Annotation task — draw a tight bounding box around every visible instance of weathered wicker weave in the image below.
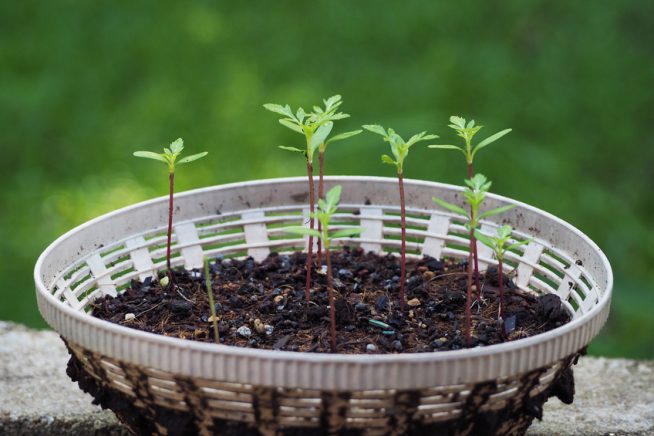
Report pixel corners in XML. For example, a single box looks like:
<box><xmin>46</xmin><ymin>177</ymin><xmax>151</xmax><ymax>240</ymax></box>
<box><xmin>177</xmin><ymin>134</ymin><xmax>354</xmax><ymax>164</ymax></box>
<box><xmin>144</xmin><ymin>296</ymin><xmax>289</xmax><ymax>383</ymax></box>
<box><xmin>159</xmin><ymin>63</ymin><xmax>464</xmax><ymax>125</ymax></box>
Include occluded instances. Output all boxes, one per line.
<box><xmin>35</xmin><ymin>176</ymin><xmax>612</xmax><ymax>435</ymax></box>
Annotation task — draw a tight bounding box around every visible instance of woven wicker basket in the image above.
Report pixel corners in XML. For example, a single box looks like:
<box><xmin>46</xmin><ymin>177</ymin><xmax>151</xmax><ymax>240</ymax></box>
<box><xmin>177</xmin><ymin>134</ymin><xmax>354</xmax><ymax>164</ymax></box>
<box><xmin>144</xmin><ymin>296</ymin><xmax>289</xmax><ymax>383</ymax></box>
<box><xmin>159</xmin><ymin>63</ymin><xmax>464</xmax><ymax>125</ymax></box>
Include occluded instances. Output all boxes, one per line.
<box><xmin>35</xmin><ymin>176</ymin><xmax>612</xmax><ymax>435</ymax></box>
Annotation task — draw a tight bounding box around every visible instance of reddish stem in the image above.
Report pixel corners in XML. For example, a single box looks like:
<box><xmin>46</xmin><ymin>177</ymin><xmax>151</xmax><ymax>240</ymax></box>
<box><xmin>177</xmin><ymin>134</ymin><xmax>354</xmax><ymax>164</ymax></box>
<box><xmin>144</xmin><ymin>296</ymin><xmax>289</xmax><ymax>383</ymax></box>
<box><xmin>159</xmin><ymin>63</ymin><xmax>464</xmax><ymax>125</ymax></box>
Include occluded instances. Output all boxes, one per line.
<box><xmin>465</xmin><ymin>228</ymin><xmax>474</xmax><ymax>347</ymax></box>
<box><xmin>326</xmin><ymin>246</ymin><xmax>337</xmax><ymax>352</ymax></box>
<box><xmin>305</xmin><ymin>161</ymin><xmax>316</xmax><ymax>301</ymax></box>
<box><xmin>467</xmin><ymin>161</ymin><xmax>473</xmax><ymax>179</ymax></box>
<box><xmin>316</xmin><ymin>151</ymin><xmax>325</xmax><ymax>266</ymax></box>
<box><xmin>166</xmin><ymin>172</ymin><xmax>174</xmax><ymax>286</ymax></box>
<box><xmin>498</xmin><ymin>257</ymin><xmax>504</xmax><ymax>320</ymax></box>
<box><xmin>398</xmin><ymin>172</ymin><xmax>407</xmax><ymax>312</ymax></box>
<box><xmin>473</xmin><ymin>234</ymin><xmax>482</xmax><ymax>300</ymax></box>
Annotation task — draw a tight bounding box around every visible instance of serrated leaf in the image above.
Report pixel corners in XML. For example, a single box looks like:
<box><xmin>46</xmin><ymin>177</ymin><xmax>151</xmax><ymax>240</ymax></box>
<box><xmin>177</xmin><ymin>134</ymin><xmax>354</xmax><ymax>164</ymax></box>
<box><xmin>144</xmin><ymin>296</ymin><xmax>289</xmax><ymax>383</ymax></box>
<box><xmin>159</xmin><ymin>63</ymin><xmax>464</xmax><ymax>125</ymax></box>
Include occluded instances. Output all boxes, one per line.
<box><xmin>263</xmin><ymin>103</ymin><xmax>293</xmax><ymax>118</ymax></box>
<box><xmin>381</xmin><ymin>154</ymin><xmax>396</xmax><ymax>165</ymax></box>
<box><xmin>178</xmin><ymin>151</ymin><xmax>208</xmax><ymax>164</ymax></box>
<box><xmin>362</xmin><ymin>124</ymin><xmax>387</xmax><ymax>137</ymax></box>
<box><xmin>432</xmin><ymin>197</ymin><xmax>468</xmax><ymax>217</ymax></box>
<box><xmin>279</xmin><ymin>118</ymin><xmax>304</xmax><ymax>134</ymax></box>
<box><xmin>330</xmin><ymin>227</ymin><xmax>362</xmax><ymax>239</ymax></box>
<box><xmin>324</xmin><ymin>94</ymin><xmax>342</xmax><ymax>108</ymax></box>
<box><xmin>507</xmin><ymin>239</ymin><xmax>531</xmax><ymax>251</ymax></box>
<box><xmin>169</xmin><ymin>138</ymin><xmax>184</xmax><ymax>154</ymax></box>
<box><xmin>478</xmin><ymin>204</ymin><xmax>516</xmax><ymax>220</ymax></box>
<box><xmin>326</xmin><ymin>129</ymin><xmax>362</xmax><ymax>145</ymax></box>
<box><xmin>466</xmin><ymin>119</ymin><xmax>476</xmax><ymax>129</ymax></box>
<box><xmin>497</xmin><ymin>224</ymin><xmax>513</xmax><ymax>239</ymax></box>
<box><xmin>133</xmin><ymin>151</ymin><xmax>168</xmax><ymax>163</ymax></box>
<box><xmin>449</xmin><ymin>116</ymin><xmax>466</xmax><ymax>129</ymax></box>
<box><xmin>283</xmin><ymin>226</ymin><xmax>322</xmax><ymax>239</ymax></box>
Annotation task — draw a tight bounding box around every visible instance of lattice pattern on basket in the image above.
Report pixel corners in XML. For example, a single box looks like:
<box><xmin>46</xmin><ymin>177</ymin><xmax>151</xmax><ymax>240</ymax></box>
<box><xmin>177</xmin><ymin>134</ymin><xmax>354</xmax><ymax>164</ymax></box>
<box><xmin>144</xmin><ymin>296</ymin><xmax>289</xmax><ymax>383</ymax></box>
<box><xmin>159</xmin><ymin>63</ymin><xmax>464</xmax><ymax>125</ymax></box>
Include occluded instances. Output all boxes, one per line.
<box><xmin>48</xmin><ymin>203</ymin><xmax>601</xmax><ymax>319</ymax></box>
<box><xmin>69</xmin><ymin>342</ymin><xmax>570</xmax><ymax>434</ymax></box>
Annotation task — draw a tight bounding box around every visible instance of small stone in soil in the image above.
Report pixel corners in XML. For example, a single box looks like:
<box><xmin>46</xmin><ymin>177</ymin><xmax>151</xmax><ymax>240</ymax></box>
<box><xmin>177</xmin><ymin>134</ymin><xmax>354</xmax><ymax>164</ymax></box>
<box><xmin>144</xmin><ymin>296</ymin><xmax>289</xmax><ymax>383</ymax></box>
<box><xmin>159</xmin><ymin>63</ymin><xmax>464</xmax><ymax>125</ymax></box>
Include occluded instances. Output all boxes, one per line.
<box><xmin>355</xmin><ymin>302</ymin><xmax>367</xmax><ymax>311</ymax></box>
<box><xmin>392</xmin><ymin>340</ymin><xmax>403</xmax><ymax>351</ymax></box>
<box><xmin>407</xmin><ymin>298</ymin><xmax>421</xmax><ymax>307</ymax></box>
<box><xmin>366</xmin><ymin>344</ymin><xmax>377</xmax><ymax>353</ymax></box>
<box><xmin>338</xmin><ymin>268</ymin><xmax>353</xmax><ymax>280</ymax></box>
<box><xmin>375</xmin><ymin>295</ymin><xmax>389</xmax><ymax>312</ymax></box>
<box><xmin>237</xmin><ymin>326</ymin><xmax>252</xmax><ymax>338</ymax></box>
<box><xmin>124</xmin><ymin>313</ymin><xmax>135</xmax><ymax>321</ymax></box>
<box><xmin>169</xmin><ymin>301</ymin><xmax>193</xmax><ymax>314</ymax></box>
<box><xmin>504</xmin><ymin>315</ymin><xmax>517</xmax><ymax>334</ymax></box>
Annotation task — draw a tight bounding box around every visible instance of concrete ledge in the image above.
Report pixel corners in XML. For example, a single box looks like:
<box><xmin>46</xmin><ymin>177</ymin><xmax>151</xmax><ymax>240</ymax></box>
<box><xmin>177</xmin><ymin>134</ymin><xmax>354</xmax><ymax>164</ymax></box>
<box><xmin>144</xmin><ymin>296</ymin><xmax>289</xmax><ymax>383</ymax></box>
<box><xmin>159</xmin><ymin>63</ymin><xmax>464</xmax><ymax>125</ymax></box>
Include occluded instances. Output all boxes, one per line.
<box><xmin>1</xmin><ymin>321</ymin><xmax>652</xmax><ymax>435</ymax></box>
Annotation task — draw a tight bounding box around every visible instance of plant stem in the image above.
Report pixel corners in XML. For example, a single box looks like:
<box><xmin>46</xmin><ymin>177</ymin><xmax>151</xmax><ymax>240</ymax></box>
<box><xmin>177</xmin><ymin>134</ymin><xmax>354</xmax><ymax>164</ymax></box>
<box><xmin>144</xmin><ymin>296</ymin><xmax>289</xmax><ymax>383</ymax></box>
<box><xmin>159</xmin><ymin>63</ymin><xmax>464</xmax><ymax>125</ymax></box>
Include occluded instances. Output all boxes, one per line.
<box><xmin>305</xmin><ymin>161</ymin><xmax>316</xmax><ymax>301</ymax></box>
<box><xmin>204</xmin><ymin>260</ymin><xmax>220</xmax><ymax>344</ymax></box>
<box><xmin>466</xmin><ymin>229</ymin><xmax>474</xmax><ymax>347</ymax></box>
<box><xmin>498</xmin><ymin>257</ymin><xmax>504</xmax><ymax>320</ymax></box>
<box><xmin>398</xmin><ymin>171</ymin><xmax>407</xmax><ymax>312</ymax></box>
<box><xmin>166</xmin><ymin>171</ymin><xmax>174</xmax><ymax>286</ymax></box>
<box><xmin>325</xmin><ymin>245</ymin><xmax>337</xmax><ymax>352</ymax></box>
<box><xmin>467</xmin><ymin>164</ymin><xmax>482</xmax><ymax>300</ymax></box>
<box><xmin>472</xmin><ymin>232</ymin><xmax>482</xmax><ymax>300</ymax></box>
<box><xmin>316</xmin><ymin>150</ymin><xmax>325</xmax><ymax>266</ymax></box>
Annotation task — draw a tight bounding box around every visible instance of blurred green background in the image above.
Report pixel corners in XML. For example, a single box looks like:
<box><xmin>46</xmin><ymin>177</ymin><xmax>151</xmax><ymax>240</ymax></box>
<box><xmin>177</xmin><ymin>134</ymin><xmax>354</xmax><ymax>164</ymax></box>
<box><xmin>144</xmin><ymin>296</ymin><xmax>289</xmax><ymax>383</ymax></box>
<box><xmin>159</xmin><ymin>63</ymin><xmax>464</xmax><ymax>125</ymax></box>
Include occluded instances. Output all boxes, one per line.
<box><xmin>1</xmin><ymin>1</ymin><xmax>652</xmax><ymax>358</ymax></box>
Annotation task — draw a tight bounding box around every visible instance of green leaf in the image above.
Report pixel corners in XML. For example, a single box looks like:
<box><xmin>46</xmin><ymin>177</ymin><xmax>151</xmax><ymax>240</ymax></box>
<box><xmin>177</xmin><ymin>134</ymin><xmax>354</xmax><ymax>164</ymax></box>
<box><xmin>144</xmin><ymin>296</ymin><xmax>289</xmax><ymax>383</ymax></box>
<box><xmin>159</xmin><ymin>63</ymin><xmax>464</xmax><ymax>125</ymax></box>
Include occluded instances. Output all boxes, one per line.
<box><xmin>472</xmin><ymin>128</ymin><xmax>512</xmax><ymax>159</ymax></box>
<box><xmin>310</xmin><ymin>121</ymin><xmax>333</xmax><ymax>151</ymax></box>
<box><xmin>178</xmin><ymin>151</ymin><xmax>208</xmax><ymax>164</ymax></box>
<box><xmin>326</xmin><ymin>129</ymin><xmax>362</xmax><ymax>144</ymax></box>
<box><xmin>263</xmin><ymin>103</ymin><xmax>293</xmax><ymax>118</ymax></box>
<box><xmin>432</xmin><ymin>197</ymin><xmax>468</xmax><ymax>217</ymax></box>
<box><xmin>362</xmin><ymin>124</ymin><xmax>387</xmax><ymax>137</ymax></box>
<box><xmin>381</xmin><ymin>154</ymin><xmax>396</xmax><ymax>165</ymax></box>
<box><xmin>330</xmin><ymin>227</ymin><xmax>362</xmax><ymax>239</ymax></box>
<box><xmin>478</xmin><ymin>204</ymin><xmax>516</xmax><ymax>220</ymax></box>
<box><xmin>283</xmin><ymin>226</ymin><xmax>322</xmax><ymax>239</ymax></box>
<box><xmin>497</xmin><ymin>224</ymin><xmax>513</xmax><ymax>239</ymax></box>
<box><xmin>278</xmin><ymin>146</ymin><xmax>305</xmax><ymax>154</ymax></box>
<box><xmin>133</xmin><ymin>151</ymin><xmax>168</xmax><ymax>163</ymax></box>
<box><xmin>169</xmin><ymin>138</ymin><xmax>184</xmax><ymax>154</ymax></box>
<box><xmin>324</xmin><ymin>94</ymin><xmax>342</xmax><ymax>108</ymax></box>
<box><xmin>325</xmin><ymin>185</ymin><xmax>342</xmax><ymax>208</ymax></box>
<box><xmin>474</xmin><ymin>230</ymin><xmax>496</xmax><ymax>250</ymax></box>
<box><xmin>507</xmin><ymin>239</ymin><xmax>531</xmax><ymax>251</ymax></box>
<box><xmin>278</xmin><ymin>118</ymin><xmax>304</xmax><ymax>134</ymax></box>
<box><xmin>449</xmin><ymin>115</ymin><xmax>466</xmax><ymax>129</ymax></box>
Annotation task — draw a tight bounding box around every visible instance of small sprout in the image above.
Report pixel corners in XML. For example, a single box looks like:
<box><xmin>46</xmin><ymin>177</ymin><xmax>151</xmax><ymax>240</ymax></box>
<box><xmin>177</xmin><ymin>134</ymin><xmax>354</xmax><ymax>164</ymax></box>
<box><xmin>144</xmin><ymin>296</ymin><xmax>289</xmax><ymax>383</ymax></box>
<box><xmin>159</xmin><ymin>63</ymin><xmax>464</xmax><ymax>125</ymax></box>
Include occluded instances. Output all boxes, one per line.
<box><xmin>284</xmin><ymin>185</ymin><xmax>362</xmax><ymax>352</ymax></box>
<box><xmin>432</xmin><ymin>174</ymin><xmax>515</xmax><ymax>346</ymax></box>
<box><xmin>363</xmin><ymin>125</ymin><xmax>438</xmax><ymax>311</ymax></box>
<box><xmin>264</xmin><ymin>95</ymin><xmax>357</xmax><ymax>301</ymax></box>
<box><xmin>204</xmin><ymin>257</ymin><xmax>220</xmax><ymax>344</ymax></box>
<box><xmin>134</xmin><ymin>139</ymin><xmax>207</xmax><ymax>286</ymax></box>
<box><xmin>428</xmin><ymin>116</ymin><xmax>511</xmax><ymax>178</ymax></box>
<box><xmin>475</xmin><ymin>225</ymin><xmax>530</xmax><ymax>319</ymax></box>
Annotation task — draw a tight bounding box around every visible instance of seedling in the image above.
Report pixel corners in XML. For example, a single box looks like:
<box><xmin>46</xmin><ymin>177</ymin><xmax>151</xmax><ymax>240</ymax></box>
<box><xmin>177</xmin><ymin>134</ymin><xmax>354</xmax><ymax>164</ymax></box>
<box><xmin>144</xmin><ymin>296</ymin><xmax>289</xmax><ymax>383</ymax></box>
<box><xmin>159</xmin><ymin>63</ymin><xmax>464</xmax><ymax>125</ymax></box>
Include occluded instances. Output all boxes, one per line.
<box><xmin>475</xmin><ymin>225</ymin><xmax>530</xmax><ymax>319</ymax></box>
<box><xmin>284</xmin><ymin>185</ymin><xmax>362</xmax><ymax>352</ymax></box>
<box><xmin>429</xmin><ymin>116</ymin><xmax>511</xmax><ymax>298</ymax></box>
<box><xmin>203</xmin><ymin>257</ymin><xmax>220</xmax><ymax>344</ymax></box>
<box><xmin>363</xmin><ymin>125</ymin><xmax>438</xmax><ymax>311</ymax></box>
<box><xmin>134</xmin><ymin>138</ymin><xmax>207</xmax><ymax>286</ymax></box>
<box><xmin>264</xmin><ymin>96</ymin><xmax>355</xmax><ymax>300</ymax></box>
<box><xmin>432</xmin><ymin>174</ymin><xmax>515</xmax><ymax>345</ymax></box>
<box><xmin>311</xmin><ymin>96</ymin><xmax>362</xmax><ymax>265</ymax></box>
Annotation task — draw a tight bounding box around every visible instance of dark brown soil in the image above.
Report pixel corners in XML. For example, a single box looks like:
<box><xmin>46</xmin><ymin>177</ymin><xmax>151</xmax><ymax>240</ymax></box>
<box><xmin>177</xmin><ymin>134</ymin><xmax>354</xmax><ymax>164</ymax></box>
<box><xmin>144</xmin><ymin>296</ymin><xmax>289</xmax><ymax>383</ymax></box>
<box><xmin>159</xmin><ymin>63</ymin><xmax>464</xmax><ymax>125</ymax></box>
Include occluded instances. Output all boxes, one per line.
<box><xmin>91</xmin><ymin>247</ymin><xmax>570</xmax><ymax>354</ymax></box>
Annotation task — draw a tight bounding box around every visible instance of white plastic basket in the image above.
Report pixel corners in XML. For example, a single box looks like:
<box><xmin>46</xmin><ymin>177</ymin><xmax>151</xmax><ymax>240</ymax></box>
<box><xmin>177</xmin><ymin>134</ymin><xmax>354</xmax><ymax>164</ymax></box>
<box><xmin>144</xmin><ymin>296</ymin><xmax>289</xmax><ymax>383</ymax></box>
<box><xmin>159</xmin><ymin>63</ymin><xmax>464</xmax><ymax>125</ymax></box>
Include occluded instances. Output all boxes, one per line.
<box><xmin>34</xmin><ymin>176</ymin><xmax>612</xmax><ymax>435</ymax></box>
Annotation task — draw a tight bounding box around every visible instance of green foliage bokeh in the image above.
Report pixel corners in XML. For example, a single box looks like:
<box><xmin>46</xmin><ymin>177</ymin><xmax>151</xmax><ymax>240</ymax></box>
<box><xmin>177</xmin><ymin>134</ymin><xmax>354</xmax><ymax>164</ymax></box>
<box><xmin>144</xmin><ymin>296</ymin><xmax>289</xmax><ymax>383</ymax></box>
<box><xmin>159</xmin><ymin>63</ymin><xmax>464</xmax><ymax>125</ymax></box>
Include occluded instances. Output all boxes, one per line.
<box><xmin>1</xmin><ymin>1</ymin><xmax>652</xmax><ymax>358</ymax></box>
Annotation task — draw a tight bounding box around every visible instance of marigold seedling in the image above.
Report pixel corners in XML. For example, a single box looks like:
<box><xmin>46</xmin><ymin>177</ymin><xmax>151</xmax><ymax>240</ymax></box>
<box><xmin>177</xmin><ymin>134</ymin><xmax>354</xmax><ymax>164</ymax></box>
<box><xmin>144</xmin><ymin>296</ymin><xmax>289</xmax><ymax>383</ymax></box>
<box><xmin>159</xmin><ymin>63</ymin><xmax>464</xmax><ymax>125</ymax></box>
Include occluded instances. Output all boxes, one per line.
<box><xmin>133</xmin><ymin>138</ymin><xmax>207</xmax><ymax>286</ymax></box>
<box><xmin>264</xmin><ymin>96</ymin><xmax>357</xmax><ymax>300</ymax></box>
<box><xmin>203</xmin><ymin>257</ymin><xmax>220</xmax><ymax>344</ymax></box>
<box><xmin>363</xmin><ymin>124</ymin><xmax>438</xmax><ymax>311</ymax></box>
<box><xmin>475</xmin><ymin>225</ymin><xmax>530</xmax><ymax>320</ymax></box>
<box><xmin>429</xmin><ymin>116</ymin><xmax>511</xmax><ymax>294</ymax></box>
<box><xmin>284</xmin><ymin>185</ymin><xmax>362</xmax><ymax>352</ymax></box>
<box><xmin>432</xmin><ymin>174</ymin><xmax>515</xmax><ymax>345</ymax></box>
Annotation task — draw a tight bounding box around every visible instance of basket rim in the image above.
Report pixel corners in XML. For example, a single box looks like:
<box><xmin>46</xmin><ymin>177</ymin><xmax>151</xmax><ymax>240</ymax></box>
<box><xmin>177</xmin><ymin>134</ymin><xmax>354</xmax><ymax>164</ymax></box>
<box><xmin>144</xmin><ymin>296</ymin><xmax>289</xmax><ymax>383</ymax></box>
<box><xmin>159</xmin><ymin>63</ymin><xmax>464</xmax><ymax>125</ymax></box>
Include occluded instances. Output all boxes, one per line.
<box><xmin>34</xmin><ymin>176</ymin><xmax>613</xmax><ymax>388</ymax></box>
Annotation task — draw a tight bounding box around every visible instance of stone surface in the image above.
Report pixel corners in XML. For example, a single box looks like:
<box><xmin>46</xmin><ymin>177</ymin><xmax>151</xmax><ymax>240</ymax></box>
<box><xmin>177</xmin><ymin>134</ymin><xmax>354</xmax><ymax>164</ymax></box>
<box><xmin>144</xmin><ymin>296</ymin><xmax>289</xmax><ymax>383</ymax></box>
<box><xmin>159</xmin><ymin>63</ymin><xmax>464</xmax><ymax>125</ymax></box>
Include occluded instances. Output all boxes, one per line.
<box><xmin>1</xmin><ymin>320</ymin><xmax>652</xmax><ymax>435</ymax></box>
